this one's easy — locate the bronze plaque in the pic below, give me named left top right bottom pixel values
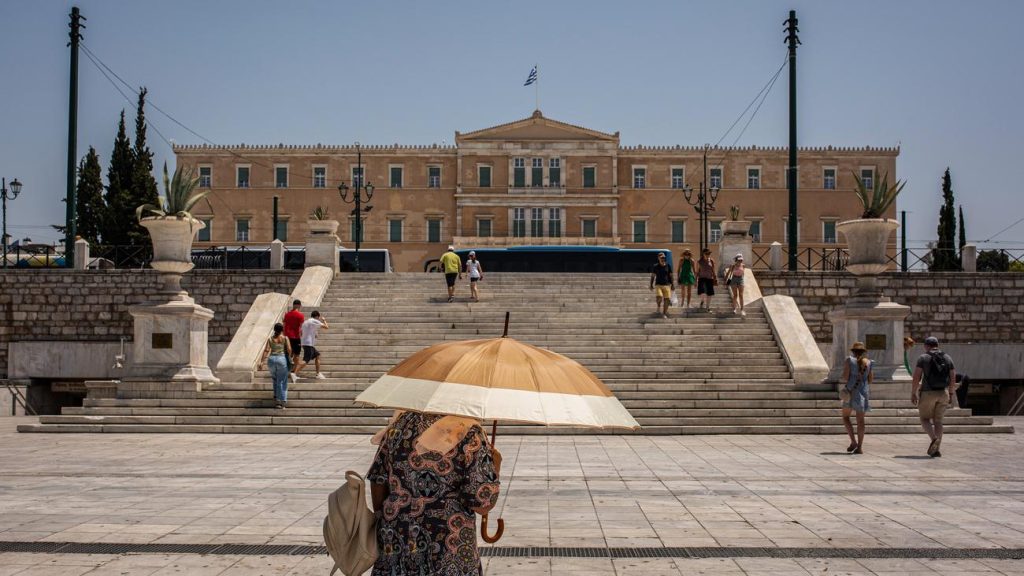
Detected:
left=865, top=334, right=887, bottom=350
left=151, top=333, right=173, bottom=349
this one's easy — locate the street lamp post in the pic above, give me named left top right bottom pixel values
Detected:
left=2, top=178, right=24, bottom=270
left=682, top=145, right=720, bottom=254
left=338, top=143, right=374, bottom=272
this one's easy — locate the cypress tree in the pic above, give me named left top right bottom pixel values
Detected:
left=931, top=168, right=960, bottom=271
left=129, top=87, right=160, bottom=246
left=103, top=110, right=135, bottom=246
left=958, top=205, right=967, bottom=253
left=75, top=147, right=106, bottom=244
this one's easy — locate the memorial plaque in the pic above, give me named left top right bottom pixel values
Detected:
left=865, top=334, right=887, bottom=350
left=152, top=333, right=173, bottom=349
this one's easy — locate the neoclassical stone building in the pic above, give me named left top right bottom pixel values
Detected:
left=174, top=111, right=899, bottom=272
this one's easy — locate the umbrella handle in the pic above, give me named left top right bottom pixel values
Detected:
left=480, top=514, right=505, bottom=543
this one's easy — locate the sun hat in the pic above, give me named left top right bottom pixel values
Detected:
left=850, top=342, right=867, bottom=352
left=734, top=254, right=744, bottom=261
left=682, top=249, right=692, bottom=255
left=468, top=251, right=476, bottom=256
left=903, top=336, right=915, bottom=347
left=924, top=336, right=939, bottom=347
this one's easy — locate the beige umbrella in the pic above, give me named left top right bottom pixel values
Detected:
left=355, top=313, right=639, bottom=541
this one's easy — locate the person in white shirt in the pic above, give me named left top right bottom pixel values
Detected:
left=295, top=310, right=329, bottom=380
left=465, top=251, right=485, bottom=302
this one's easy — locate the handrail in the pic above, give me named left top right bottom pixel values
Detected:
left=3, top=381, right=36, bottom=416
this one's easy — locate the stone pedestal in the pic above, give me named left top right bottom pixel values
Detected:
left=718, top=222, right=752, bottom=277
left=962, top=244, right=977, bottom=272
left=270, top=239, right=285, bottom=270
left=121, top=296, right=219, bottom=398
left=769, top=242, right=783, bottom=271
left=828, top=297, right=912, bottom=384
left=305, top=220, right=340, bottom=274
left=73, top=238, right=90, bottom=270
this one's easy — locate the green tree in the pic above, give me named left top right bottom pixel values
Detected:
left=102, top=110, right=135, bottom=245
left=75, top=147, right=106, bottom=244
left=930, top=168, right=960, bottom=271
left=977, top=249, right=1009, bottom=272
left=128, top=87, right=159, bottom=246
left=958, top=205, right=966, bottom=253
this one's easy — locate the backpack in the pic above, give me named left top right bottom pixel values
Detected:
left=924, top=351, right=951, bottom=390
left=323, top=471, right=378, bottom=576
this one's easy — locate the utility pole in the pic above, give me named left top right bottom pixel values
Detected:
left=272, top=196, right=279, bottom=241
left=65, top=7, right=84, bottom=266
left=900, top=210, right=908, bottom=272
left=785, top=10, right=800, bottom=271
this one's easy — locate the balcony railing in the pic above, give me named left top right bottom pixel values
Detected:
left=508, top=185, right=566, bottom=195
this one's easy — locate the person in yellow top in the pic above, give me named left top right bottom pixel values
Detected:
left=439, top=246, right=462, bottom=303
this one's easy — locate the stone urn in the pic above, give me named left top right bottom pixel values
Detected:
left=307, top=219, right=340, bottom=236
left=837, top=218, right=898, bottom=298
left=141, top=216, right=204, bottom=299
left=721, top=220, right=750, bottom=236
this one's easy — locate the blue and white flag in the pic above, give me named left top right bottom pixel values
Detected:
left=524, top=66, right=537, bottom=86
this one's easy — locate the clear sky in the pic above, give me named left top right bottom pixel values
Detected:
left=1, top=0, right=1022, bottom=249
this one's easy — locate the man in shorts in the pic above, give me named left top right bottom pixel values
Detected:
left=911, top=336, right=956, bottom=457
left=649, top=252, right=674, bottom=319
left=439, top=245, right=462, bottom=303
left=295, top=310, right=329, bottom=380
left=282, top=299, right=304, bottom=382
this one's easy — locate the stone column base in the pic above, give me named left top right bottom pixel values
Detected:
left=125, top=298, right=220, bottom=395
left=828, top=299, right=912, bottom=383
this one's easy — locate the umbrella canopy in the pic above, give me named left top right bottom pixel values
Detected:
left=355, top=337, right=639, bottom=429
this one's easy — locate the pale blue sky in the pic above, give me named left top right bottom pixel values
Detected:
left=1, top=0, right=1022, bottom=248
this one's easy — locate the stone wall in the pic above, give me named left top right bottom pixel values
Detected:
left=756, top=272, right=1024, bottom=343
left=0, top=270, right=301, bottom=378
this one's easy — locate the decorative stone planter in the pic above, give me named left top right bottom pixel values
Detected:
left=718, top=220, right=752, bottom=278
left=307, top=219, right=340, bottom=236
left=836, top=218, right=898, bottom=297
left=721, top=220, right=751, bottom=236
left=141, top=217, right=204, bottom=297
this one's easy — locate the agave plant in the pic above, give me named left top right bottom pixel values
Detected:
left=853, top=171, right=906, bottom=219
left=310, top=206, right=330, bottom=220
left=136, top=162, right=209, bottom=221
left=729, top=204, right=741, bottom=220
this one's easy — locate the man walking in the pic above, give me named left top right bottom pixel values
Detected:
left=649, top=252, right=674, bottom=319
left=440, top=245, right=462, bottom=303
left=282, top=299, right=304, bottom=382
left=295, top=310, right=329, bottom=380
left=911, top=336, right=956, bottom=457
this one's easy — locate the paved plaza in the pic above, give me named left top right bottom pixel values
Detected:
left=1, top=417, right=1023, bottom=575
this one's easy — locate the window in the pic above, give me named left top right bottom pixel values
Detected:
left=633, top=167, right=646, bottom=189
left=671, top=220, right=685, bottom=243
left=582, top=218, right=597, bottom=238
left=197, top=219, right=212, bottom=242
left=351, top=166, right=364, bottom=188
left=530, top=208, right=544, bottom=237
left=823, top=167, right=836, bottom=190
left=512, top=208, right=526, bottom=238
left=749, top=221, right=762, bottom=243
left=478, top=166, right=491, bottom=188
left=548, top=208, right=561, bottom=237
left=275, top=220, right=288, bottom=242
left=513, top=158, right=526, bottom=187
left=350, top=219, right=364, bottom=243
left=860, top=168, right=874, bottom=190
left=783, top=219, right=801, bottom=242
left=632, top=220, right=647, bottom=243
left=710, top=221, right=722, bottom=243
left=823, top=220, right=837, bottom=244
left=531, top=158, right=543, bottom=187
left=549, top=158, right=561, bottom=186
left=477, top=219, right=492, bottom=238
left=236, top=166, right=250, bottom=188
left=275, top=166, right=288, bottom=188
left=199, top=166, right=212, bottom=188
left=709, top=167, right=723, bottom=189
left=747, top=167, right=760, bottom=189
left=583, top=166, right=596, bottom=188
left=427, top=218, right=442, bottom=243
left=235, top=219, right=249, bottom=242
left=390, top=166, right=403, bottom=189
left=671, top=167, right=684, bottom=189
left=428, top=166, right=441, bottom=188
left=313, top=166, right=326, bottom=188
left=389, top=219, right=403, bottom=242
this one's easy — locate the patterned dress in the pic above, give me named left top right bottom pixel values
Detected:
left=368, top=412, right=500, bottom=576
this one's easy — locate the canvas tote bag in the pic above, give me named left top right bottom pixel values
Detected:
left=323, top=471, right=378, bottom=576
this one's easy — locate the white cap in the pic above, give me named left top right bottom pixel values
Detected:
left=735, top=253, right=744, bottom=261
left=447, top=245, right=455, bottom=251
left=469, top=251, right=476, bottom=256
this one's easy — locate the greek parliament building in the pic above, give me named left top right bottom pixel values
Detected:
left=174, top=111, right=899, bottom=273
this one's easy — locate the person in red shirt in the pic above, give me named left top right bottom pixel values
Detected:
left=282, top=299, right=304, bottom=381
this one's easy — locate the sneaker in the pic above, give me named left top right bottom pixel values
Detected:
left=661, top=314, right=669, bottom=319
left=447, top=296, right=454, bottom=303
left=740, top=310, right=746, bottom=317
left=275, top=403, right=285, bottom=410
left=316, top=372, right=327, bottom=380
left=927, top=438, right=940, bottom=457
left=932, top=450, right=941, bottom=458
left=289, top=372, right=297, bottom=383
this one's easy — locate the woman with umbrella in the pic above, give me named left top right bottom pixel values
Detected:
left=367, top=411, right=500, bottom=575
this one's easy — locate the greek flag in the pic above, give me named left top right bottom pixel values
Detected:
left=523, top=66, right=537, bottom=86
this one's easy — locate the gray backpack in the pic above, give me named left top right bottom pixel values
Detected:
left=924, top=351, right=952, bottom=390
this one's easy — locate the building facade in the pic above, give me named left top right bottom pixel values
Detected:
left=174, top=111, right=899, bottom=272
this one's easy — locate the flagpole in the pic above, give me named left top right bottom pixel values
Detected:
left=535, top=63, right=539, bottom=111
